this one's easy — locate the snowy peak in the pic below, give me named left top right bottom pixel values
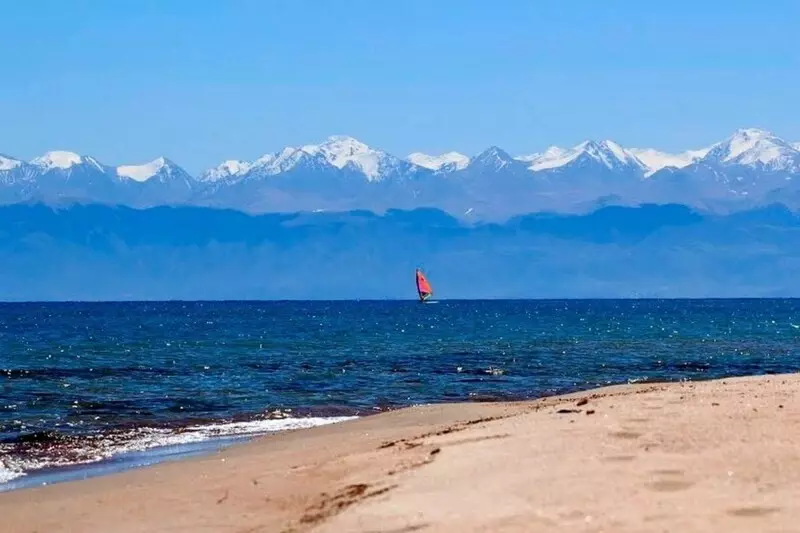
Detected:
left=241, top=136, right=402, bottom=181
left=117, top=157, right=187, bottom=182
left=407, top=151, right=469, bottom=171
left=519, top=142, right=573, bottom=171
left=6, top=128, right=800, bottom=215
left=31, top=150, right=103, bottom=171
left=519, top=140, right=645, bottom=172
left=578, top=140, right=645, bottom=170
left=471, top=146, right=515, bottom=171
left=249, top=146, right=323, bottom=176
left=629, top=147, right=711, bottom=176
left=301, top=135, right=399, bottom=180
left=0, top=153, right=22, bottom=171
left=200, top=160, right=252, bottom=182
left=721, top=128, right=778, bottom=161
left=32, top=150, right=81, bottom=169
left=516, top=146, right=568, bottom=164
left=702, top=128, right=800, bottom=170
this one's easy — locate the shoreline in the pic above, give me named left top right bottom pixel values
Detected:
left=3, top=373, right=800, bottom=532
left=0, top=434, right=251, bottom=493
left=0, top=414, right=358, bottom=490
left=0, top=377, right=677, bottom=492
left=0, top=377, right=675, bottom=492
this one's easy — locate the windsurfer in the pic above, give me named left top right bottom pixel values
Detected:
left=415, top=268, right=433, bottom=302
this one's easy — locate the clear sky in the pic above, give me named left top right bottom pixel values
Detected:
left=1, top=0, right=798, bottom=173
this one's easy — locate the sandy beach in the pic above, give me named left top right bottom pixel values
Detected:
left=3, top=373, right=800, bottom=532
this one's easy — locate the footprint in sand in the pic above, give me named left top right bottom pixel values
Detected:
left=601, top=455, right=636, bottom=463
left=647, top=479, right=695, bottom=492
left=362, top=525, right=429, bottom=533
left=445, top=434, right=510, bottom=447
left=646, top=470, right=694, bottom=492
left=727, top=506, right=780, bottom=517
left=609, top=430, right=642, bottom=440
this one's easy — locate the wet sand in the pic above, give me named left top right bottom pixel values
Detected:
left=2, top=373, right=800, bottom=532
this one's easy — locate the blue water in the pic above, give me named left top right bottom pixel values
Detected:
left=1, top=299, right=799, bottom=485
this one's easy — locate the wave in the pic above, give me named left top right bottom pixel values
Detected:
left=0, top=414, right=356, bottom=485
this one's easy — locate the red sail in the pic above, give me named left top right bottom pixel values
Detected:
left=416, top=269, right=433, bottom=300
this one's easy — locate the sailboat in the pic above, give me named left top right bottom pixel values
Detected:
left=415, top=268, right=434, bottom=303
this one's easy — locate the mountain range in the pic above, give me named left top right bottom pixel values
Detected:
left=1, top=202, right=797, bottom=300
left=2, top=128, right=799, bottom=220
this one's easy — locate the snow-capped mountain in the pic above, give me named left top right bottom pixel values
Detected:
left=31, top=150, right=105, bottom=172
left=208, top=136, right=414, bottom=185
left=244, top=146, right=330, bottom=177
left=115, top=157, right=196, bottom=203
left=199, top=160, right=252, bottom=183
left=517, top=140, right=647, bottom=174
left=0, top=151, right=196, bottom=205
left=11, top=151, right=121, bottom=204
left=407, top=151, right=469, bottom=171
left=2, top=127, right=799, bottom=218
left=0, top=155, right=31, bottom=194
left=29, top=151, right=111, bottom=180
left=118, top=158, right=167, bottom=182
left=644, top=128, right=800, bottom=206
left=516, top=146, right=567, bottom=168
left=0, top=154, right=23, bottom=172
left=628, top=147, right=710, bottom=176
left=468, top=146, right=519, bottom=172
left=701, top=128, right=800, bottom=172
left=301, top=135, right=408, bottom=181
left=117, top=157, right=191, bottom=185
left=195, top=137, right=415, bottom=213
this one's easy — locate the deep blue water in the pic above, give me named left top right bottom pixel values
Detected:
left=1, top=299, right=799, bottom=485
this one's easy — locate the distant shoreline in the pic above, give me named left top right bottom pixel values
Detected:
left=2, top=296, right=799, bottom=304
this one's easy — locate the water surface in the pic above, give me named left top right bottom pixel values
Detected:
left=1, top=299, right=798, bottom=486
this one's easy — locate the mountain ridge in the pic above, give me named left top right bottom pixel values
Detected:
left=2, top=128, right=799, bottom=219
left=0, top=202, right=797, bottom=300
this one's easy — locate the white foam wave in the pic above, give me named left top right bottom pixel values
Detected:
left=0, top=462, right=24, bottom=483
left=1, top=416, right=357, bottom=484
left=113, top=416, right=358, bottom=454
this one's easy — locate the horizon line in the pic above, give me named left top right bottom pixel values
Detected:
left=1, top=297, right=798, bottom=304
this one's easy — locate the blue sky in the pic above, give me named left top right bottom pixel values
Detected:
left=1, top=0, right=798, bottom=173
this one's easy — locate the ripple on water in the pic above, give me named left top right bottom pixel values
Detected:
left=0, top=299, right=797, bottom=482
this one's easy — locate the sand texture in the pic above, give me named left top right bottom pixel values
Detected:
left=3, top=374, right=800, bottom=533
